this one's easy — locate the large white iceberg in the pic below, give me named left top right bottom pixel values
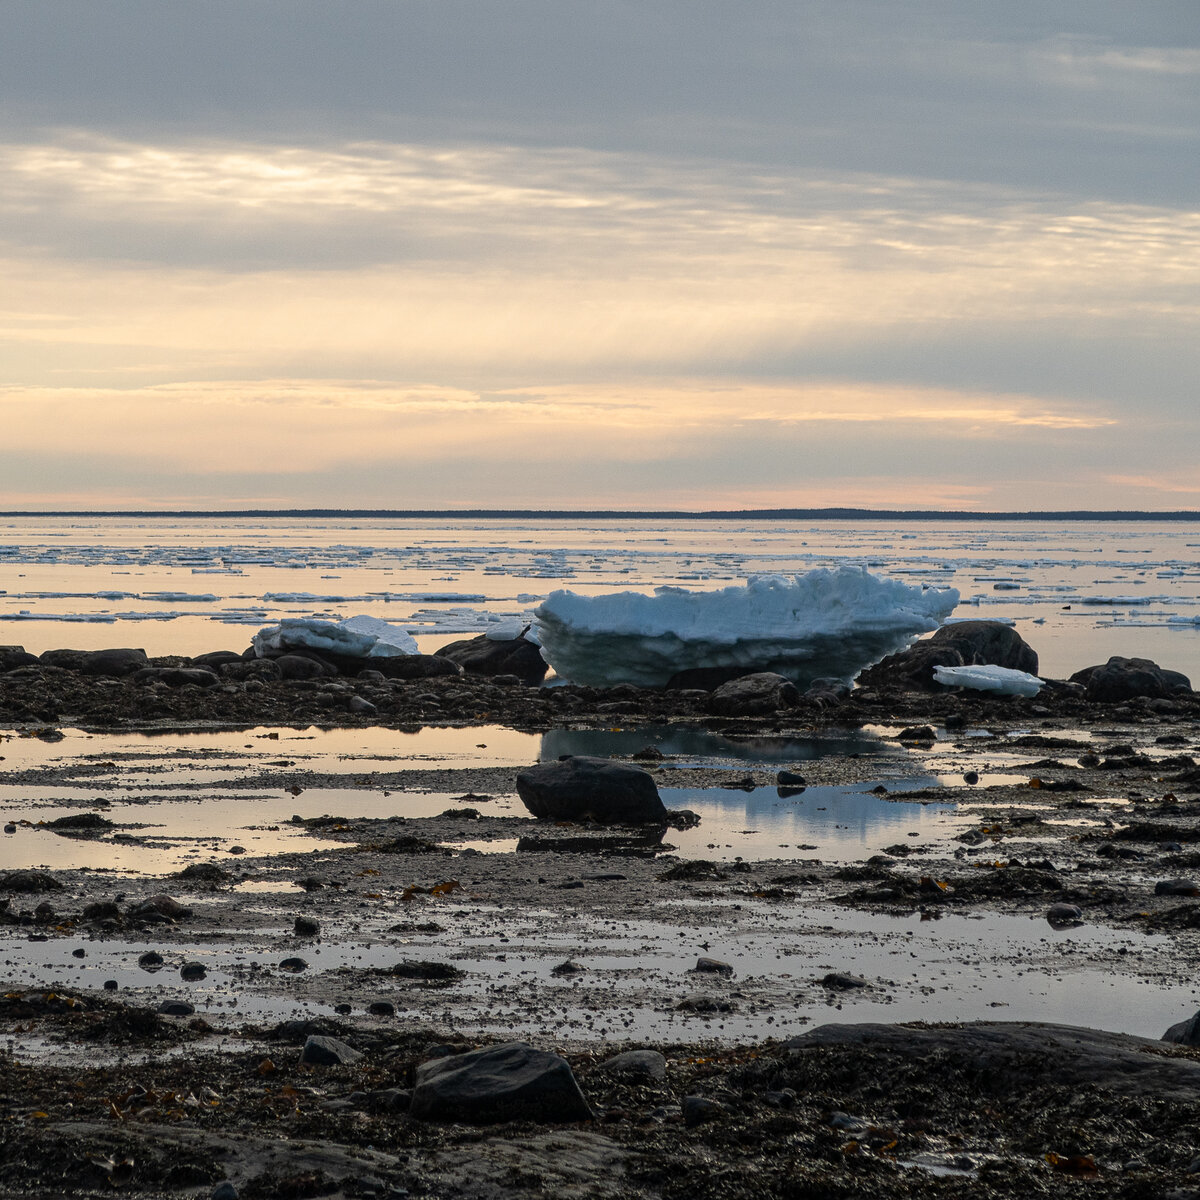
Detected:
left=252, top=614, right=419, bottom=658
left=533, top=567, right=959, bottom=688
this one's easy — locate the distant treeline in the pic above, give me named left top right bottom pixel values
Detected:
left=3, top=508, right=1199, bottom=521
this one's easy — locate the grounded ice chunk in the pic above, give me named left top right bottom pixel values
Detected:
left=533, top=567, right=958, bottom=687
left=252, top=613, right=418, bottom=658
left=933, top=664, right=1044, bottom=697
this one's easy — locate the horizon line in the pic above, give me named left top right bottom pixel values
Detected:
left=1, top=507, right=1199, bottom=521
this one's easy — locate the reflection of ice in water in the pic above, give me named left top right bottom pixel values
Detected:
left=660, top=782, right=959, bottom=861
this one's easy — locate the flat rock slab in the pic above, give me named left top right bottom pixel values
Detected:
left=515, top=756, right=667, bottom=825
left=788, top=1021, right=1200, bottom=1100
left=410, top=1041, right=592, bottom=1124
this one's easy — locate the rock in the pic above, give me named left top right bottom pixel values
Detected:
left=789, top=1021, right=1200, bottom=1099
left=82, top=901, right=121, bottom=922
left=1164, top=1010, right=1200, bottom=1046
left=80, top=647, right=150, bottom=677
left=1155, top=878, right=1200, bottom=897
left=191, top=651, right=244, bottom=670
left=294, top=915, right=321, bottom=937
left=138, top=951, right=165, bottom=971
left=275, top=653, right=338, bottom=680
left=300, top=1034, right=363, bottom=1066
left=708, top=672, right=799, bottom=716
left=552, top=960, right=587, bottom=976
left=1071, top=656, right=1192, bottom=702
left=928, top=621, right=1039, bottom=674
left=664, top=665, right=755, bottom=691
left=856, top=642, right=967, bottom=691
left=802, top=677, right=851, bottom=706
left=173, top=862, right=230, bottom=884
left=0, top=870, right=62, bottom=893
left=692, top=957, right=734, bottom=978
left=132, top=666, right=221, bottom=688
left=410, top=1041, right=591, bottom=1124
left=1046, top=902, right=1084, bottom=926
left=777, top=770, right=806, bottom=787
left=435, top=630, right=548, bottom=684
left=180, top=961, right=207, bottom=981
left=47, top=812, right=114, bottom=835
left=348, top=695, right=376, bottom=714
left=515, top=757, right=667, bottom=825
left=157, top=1000, right=196, bottom=1017
left=211, top=1182, right=240, bottom=1200
left=279, top=957, right=308, bottom=972
left=682, top=1095, right=726, bottom=1127
left=0, top=645, right=38, bottom=671
left=821, top=972, right=869, bottom=990
left=220, top=658, right=283, bottom=682
left=367, top=1000, right=396, bottom=1017
left=897, top=724, right=936, bottom=743
left=130, top=894, right=191, bottom=919
left=599, top=1050, right=667, bottom=1080
left=370, top=654, right=463, bottom=680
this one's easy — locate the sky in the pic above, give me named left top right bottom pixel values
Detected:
left=1, top=1, right=1197, bottom=512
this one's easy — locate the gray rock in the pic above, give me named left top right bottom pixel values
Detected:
left=80, top=647, right=150, bottom=677
left=371, top=654, right=463, bottom=680
left=0, top=645, right=38, bottom=671
left=180, top=961, right=207, bottom=981
left=294, top=915, right=321, bottom=936
left=300, top=1034, right=363, bottom=1066
left=929, top=621, right=1039, bottom=674
left=1046, top=902, right=1084, bottom=926
left=516, top=756, right=667, bottom=825
left=1163, top=1010, right=1200, bottom=1047
left=682, top=1095, right=726, bottom=1127
left=599, top=1050, right=667, bottom=1080
left=1070, top=656, right=1192, bottom=702
left=708, top=672, right=799, bottom=716
left=0, top=870, right=63, bottom=893
left=211, top=1182, right=239, bottom=1200
left=435, top=630, right=548, bottom=684
left=410, top=1041, right=591, bottom=1123
left=158, top=1000, right=195, bottom=1016
left=1156, top=878, right=1200, bottom=896
left=275, top=653, right=338, bottom=680
left=692, top=957, right=734, bottom=978
left=132, top=666, right=220, bottom=687
left=821, top=972, right=869, bottom=990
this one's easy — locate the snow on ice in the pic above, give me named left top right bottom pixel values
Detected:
left=933, top=664, right=1045, bottom=697
left=252, top=614, right=419, bottom=658
left=533, top=567, right=959, bottom=687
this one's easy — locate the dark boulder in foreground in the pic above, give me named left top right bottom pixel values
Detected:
left=516, top=756, right=667, bottom=825
left=81, top=648, right=151, bottom=677
left=410, top=1041, right=592, bottom=1123
left=0, top=870, right=62, bottom=893
left=1164, top=1009, right=1200, bottom=1046
left=857, top=621, right=1037, bottom=691
left=1070, top=655, right=1191, bottom=701
left=789, top=1021, right=1200, bottom=1099
left=708, top=671, right=799, bottom=716
left=435, top=629, right=548, bottom=684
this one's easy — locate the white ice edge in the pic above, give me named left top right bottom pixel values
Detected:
left=933, top=664, right=1045, bottom=697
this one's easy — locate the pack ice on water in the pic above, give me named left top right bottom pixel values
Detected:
left=533, top=567, right=959, bottom=687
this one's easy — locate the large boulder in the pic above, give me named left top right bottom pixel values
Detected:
left=435, top=629, right=547, bottom=684
left=0, top=645, right=38, bottom=672
left=515, top=757, right=667, bottom=825
left=410, top=1042, right=592, bottom=1124
left=1069, top=656, right=1191, bottom=702
left=80, top=648, right=150, bottom=677
left=928, top=621, right=1038, bottom=674
left=132, top=667, right=220, bottom=688
left=370, top=654, right=462, bottom=680
left=856, top=621, right=1037, bottom=692
left=708, top=672, right=799, bottom=716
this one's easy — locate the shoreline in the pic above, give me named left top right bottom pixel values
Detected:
left=3, top=643, right=1200, bottom=1195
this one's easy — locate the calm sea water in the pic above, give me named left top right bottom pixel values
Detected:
left=1, top=515, right=1198, bottom=682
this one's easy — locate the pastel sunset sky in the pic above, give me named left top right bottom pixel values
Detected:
left=2, top=2, right=1197, bottom=510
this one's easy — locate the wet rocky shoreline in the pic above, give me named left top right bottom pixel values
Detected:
left=4, top=631, right=1200, bottom=1197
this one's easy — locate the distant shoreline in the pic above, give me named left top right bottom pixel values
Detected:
left=0, top=508, right=1198, bottom=521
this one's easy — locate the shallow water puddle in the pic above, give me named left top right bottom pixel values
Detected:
left=2, top=903, right=1193, bottom=1048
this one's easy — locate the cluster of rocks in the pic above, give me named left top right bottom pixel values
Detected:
left=0, top=623, right=1196, bottom=733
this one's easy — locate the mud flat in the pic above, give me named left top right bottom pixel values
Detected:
left=3, top=666, right=1200, bottom=1195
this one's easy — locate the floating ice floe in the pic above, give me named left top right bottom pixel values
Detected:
left=533, top=567, right=958, bottom=688
left=252, top=614, right=418, bottom=658
left=933, top=664, right=1044, bottom=697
